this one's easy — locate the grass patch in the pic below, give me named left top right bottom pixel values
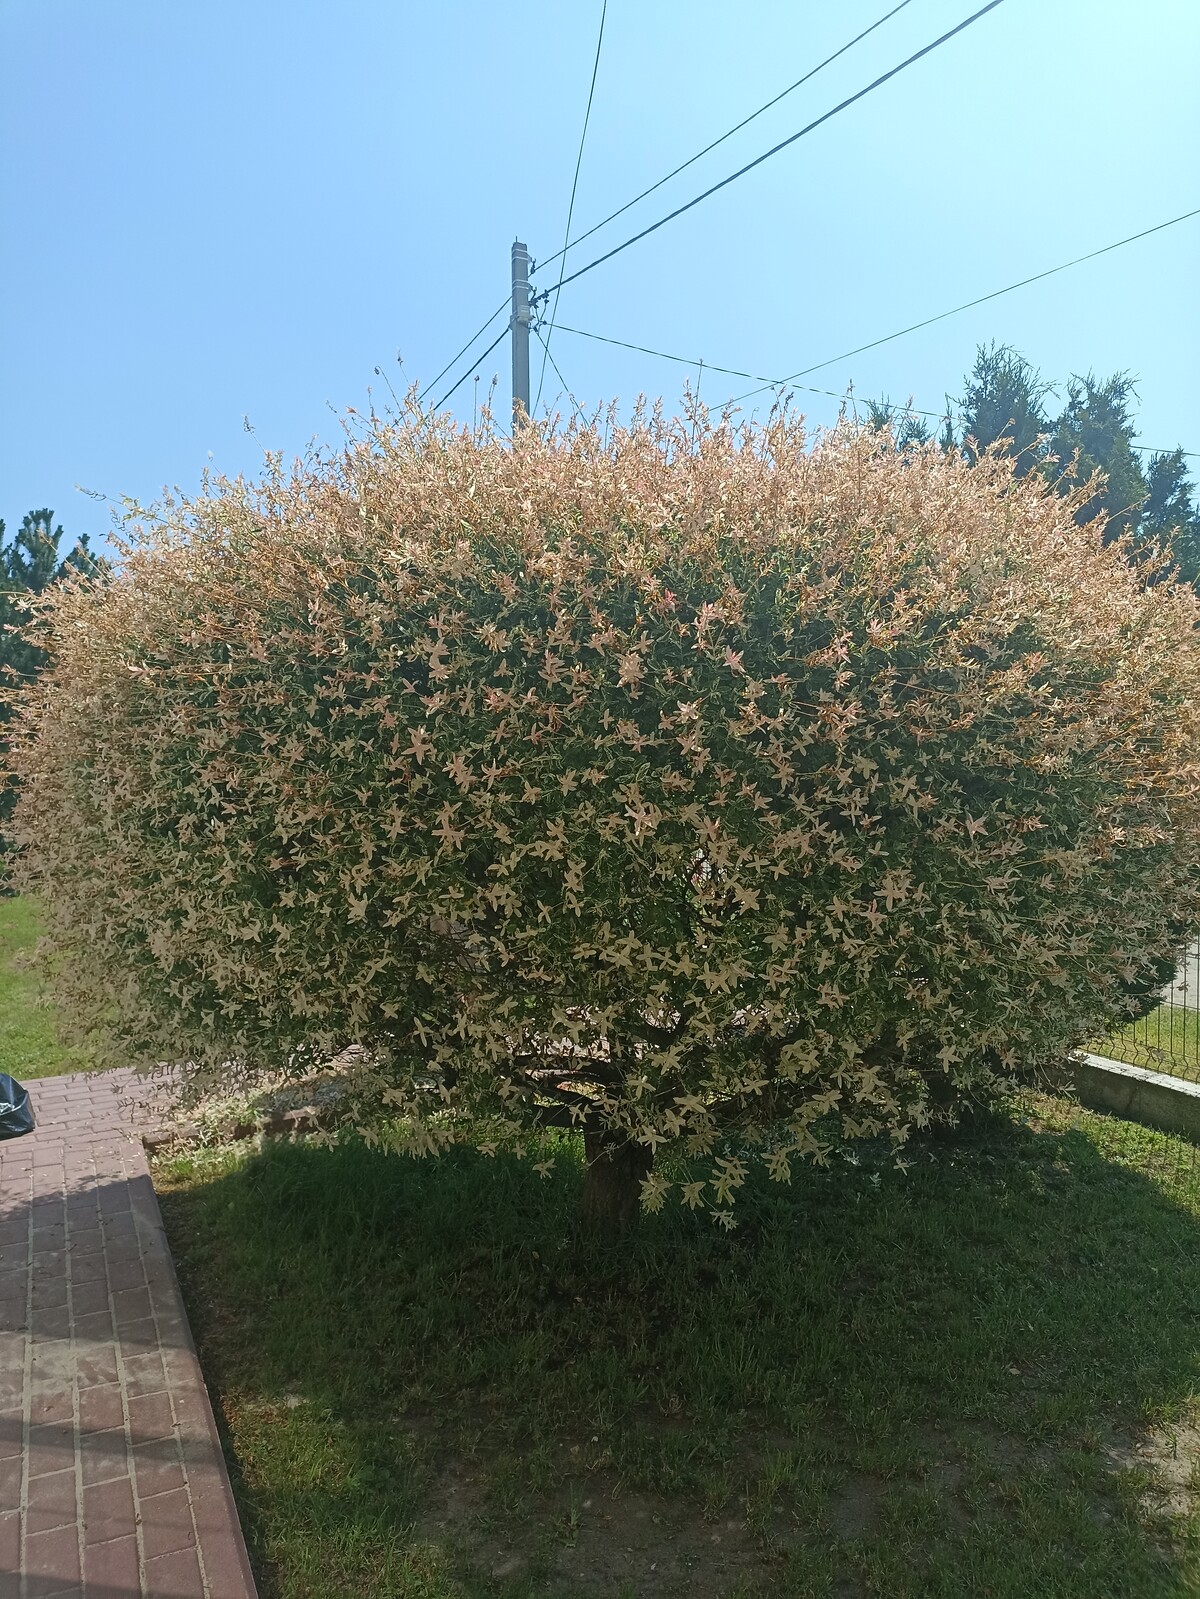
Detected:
left=1101, top=1005, right=1200, bottom=1085
left=155, top=1103, right=1200, bottom=1598
left=0, top=895, right=94, bottom=1079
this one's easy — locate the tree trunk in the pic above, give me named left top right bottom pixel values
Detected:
left=581, top=1128, right=653, bottom=1235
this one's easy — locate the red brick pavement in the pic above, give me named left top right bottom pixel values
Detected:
left=0, top=1070, right=257, bottom=1598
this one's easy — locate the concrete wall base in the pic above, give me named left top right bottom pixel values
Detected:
left=1076, top=1054, right=1200, bottom=1143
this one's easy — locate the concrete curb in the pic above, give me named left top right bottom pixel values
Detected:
left=1076, top=1054, right=1200, bottom=1143
left=140, top=1102, right=336, bottom=1154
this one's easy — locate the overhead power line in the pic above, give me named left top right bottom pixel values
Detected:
left=420, top=0, right=913, bottom=403
left=555, top=323, right=963, bottom=431
left=418, top=296, right=509, bottom=406
left=721, top=205, right=1200, bottom=408
left=554, top=321, right=822, bottom=395
left=432, top=324, right=510, bottom=411
left=532, top=0, right=1008, bottom=304
left=533, top=326, right=590, bottom=426
left=532, top=0, right=915, bottom=282
left=535, top=0, right=609, bottom=415
left=551, top=300, right=1199, bottom=457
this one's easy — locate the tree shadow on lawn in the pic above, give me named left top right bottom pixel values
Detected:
left=156, top=1106, right=1200, bottom=1599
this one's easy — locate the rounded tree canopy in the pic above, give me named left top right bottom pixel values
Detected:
left=8, top=406, right=1200, bottom=1221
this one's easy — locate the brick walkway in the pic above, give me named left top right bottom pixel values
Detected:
left=0, top=1070, right=258, bottom=1599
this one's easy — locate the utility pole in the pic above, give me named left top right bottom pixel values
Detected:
left=510, top=239, right=532, bottom=430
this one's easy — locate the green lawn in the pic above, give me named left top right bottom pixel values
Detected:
left=4, top=891, right=1198, bottom=1592
left=155, top=1106, right=1200, bottom=1599
left=0, top=895, right=94, bottom=1079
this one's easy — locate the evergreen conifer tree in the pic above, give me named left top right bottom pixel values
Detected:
left=1, top=511, right=108, bottom=871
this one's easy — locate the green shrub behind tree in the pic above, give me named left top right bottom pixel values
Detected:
left=1, top=510, right=107, bottom=879
left=870, top=344, right=1200, bottom=587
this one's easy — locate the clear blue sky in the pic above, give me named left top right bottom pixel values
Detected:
left=3, top=0, right=1198, bottom=554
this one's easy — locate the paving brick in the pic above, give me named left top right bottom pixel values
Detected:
left=106, top=1254, right=148, bottom=1293
left=0, top=1411, right=21, bottom=1462
left=127, top=1172, right=163, bottom=1220
left=145, top=1542, right=206, bottom=1597
left=136, top=1435, right=189, bottom=1497
left=0, top=1245, right=25, bottom=1277
left=95, top=1205, right=136, bottom=1233
left=124, top=1349, right=168, bottom=1398
left=23, top=1524, right=81, bottom=1593
left=83, top=1531, right=140, bottom=1592
left=140, top=1484, right=196, bottom=1558
left=153, top=1309, right=191, bottom=1356
left=29, top=1303, right=71, bottom=1342
left=30, top=1331, right=72, bottom=1369
left=168, top=1383, right=212, bottom=1436
left=127, top=1389, right=175, bottom=1442
left=143, top=1260, right=180, bottom=1311
left=104, top=1236, right=146, bottom=1272
left=118, top=1314, right=158, bottom=1352
left=25, top=1465, right=78, bottom=1535
left=78, top=1381, right=125, bottom=1435
left=68, top=1228, right=106, bottom=1262
left=100, top=1211, right=138, bottom=1242
left=28, top=1383, right=73, bottom=1428
left=160, top=1343, right=202, bottom=1393
left=0, top=1367, right=21, bottom=1415
left=199, top=1529, right=260, bottom=1599
left=25, top=1419, right=74, bottom=1480
left=30, top=1269, right=69, bottom=1310
left=0, top=1510, right=18, bottom=1582
left=112, top=1284, right=154, bottom=1328
left=189, top=1461, right=244, bottom=1532
left=81, top=1472, right=135, bottom=1543
left=79, top=1428, right=129, bottom=1488
left=0, top=1302, right=25, bottom=1336
left=70, top=1277, right=113, bottom=1318
left=74, top=1306, right=116, bottom=1346
left=75, top=1340, right=120, bottom=1390
left=5, top=1069, right=258, bottom=1595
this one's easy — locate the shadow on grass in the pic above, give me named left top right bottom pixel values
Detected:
left=156, top=1105, right=1200, bottom=1599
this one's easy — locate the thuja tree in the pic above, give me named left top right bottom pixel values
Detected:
left=8, top=410, right=1200, bottom=1229
left=1, top=510, right=107, bottom=875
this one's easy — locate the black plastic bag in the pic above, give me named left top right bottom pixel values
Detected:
left=0, top=1074, right=35, bottom=1139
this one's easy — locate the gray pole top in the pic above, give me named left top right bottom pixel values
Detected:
left=511, top=239, right=532, bottom=431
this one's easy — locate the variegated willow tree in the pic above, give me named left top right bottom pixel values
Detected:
left=7, top=405, right=1200, bottom=1230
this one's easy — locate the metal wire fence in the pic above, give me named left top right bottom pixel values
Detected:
left=1097, top=941, right=1200, bottom=1085
left=1028, top=940, right=1200, bottom=1196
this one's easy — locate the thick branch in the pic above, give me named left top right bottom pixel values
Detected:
left=509, top=1052, right=623, bottom=1088
left=524, top=1095, right=607, bottom=1131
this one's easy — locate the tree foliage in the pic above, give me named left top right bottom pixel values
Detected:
left=959, top=343, right=1053, bottom=477
left=1048, top=371, right=1148, bottom=539
left=874, top=346, right=1200, bottom=587
left=863, top=399, right=931, bottom=453
left=7, top=412, right=1200, bottom=1226
left=1142, top=448, right=1200, bottom=580
left=1, top=510, right=107, bottom=866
